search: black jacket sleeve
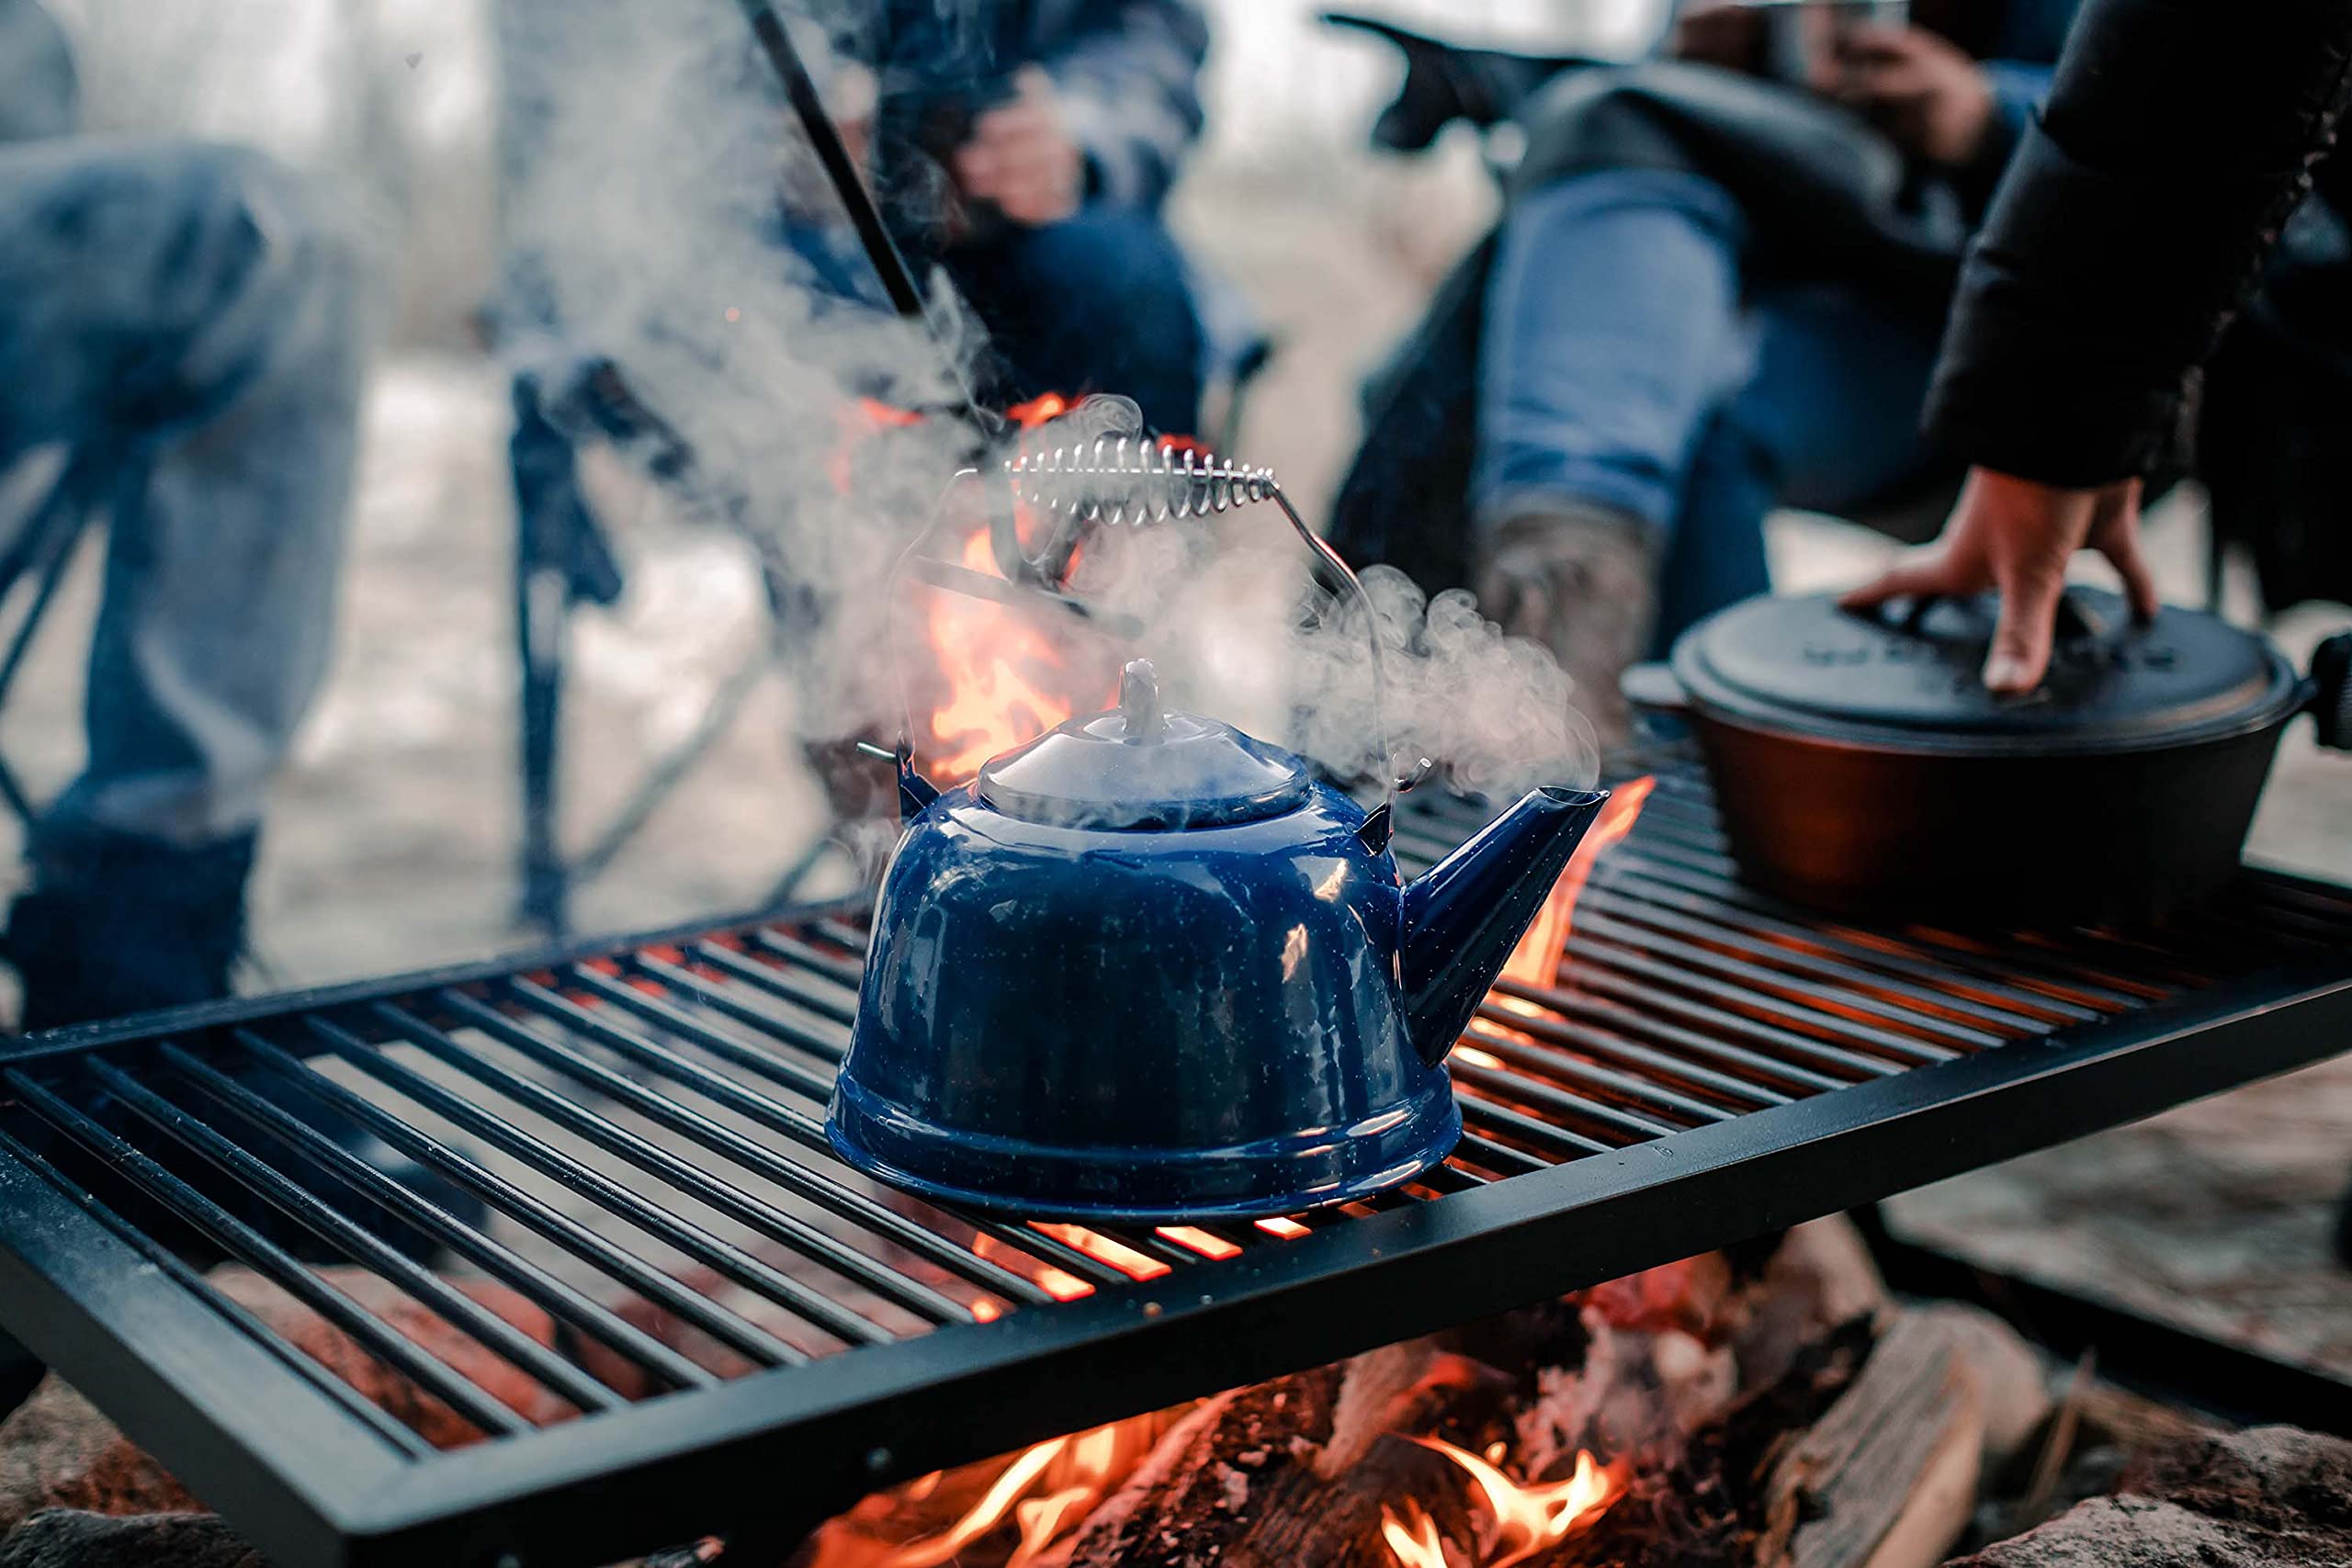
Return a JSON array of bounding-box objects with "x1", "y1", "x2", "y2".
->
[{"x1": 1922, "y1": 0, "x2": 2352, "y2": 486}]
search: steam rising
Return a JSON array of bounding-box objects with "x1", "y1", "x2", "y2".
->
[
  {"x1": 496, "y1": 0, "x2": 1600, "y2": 796},
  {"x1": 1288, "y1": 566, "x2": 1601, "y2": 800}
]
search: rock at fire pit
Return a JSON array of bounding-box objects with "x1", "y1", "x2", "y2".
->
[
  {"x1": 0, "y1": 1381, "x2": 198, "y2": 1537},
  {"x1": 0, "y1": 1510, "x2": 261, "y2": 1568},
  {"x1": 1951, "y1": 1426, "x2": 2352, "y2": 1567}
]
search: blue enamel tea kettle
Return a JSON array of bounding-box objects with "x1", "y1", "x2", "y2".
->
[{"x1": 825, "y1": 446, "x2": 1610, "y2": 1222}]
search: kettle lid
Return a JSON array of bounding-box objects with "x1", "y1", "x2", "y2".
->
[{"x1": 976, "y1": 660, "x2": 1312, "y2": 829}]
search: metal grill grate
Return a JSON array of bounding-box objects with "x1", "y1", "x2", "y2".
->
[{"x1": 4, "y1": 750, "x2": 2349, "y2": 1568}]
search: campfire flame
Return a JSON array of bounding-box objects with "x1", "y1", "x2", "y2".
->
[
  {"x1": 861, "y1": 1418, "x2": 1156, "y2": 1568},
  {"x1": 922, "y1": 528, "x2": 1090, "y2": 781},
  {"x1": 1486, "y1": 776, "x2": 1658, "y2": 1047},
  {"x1": 1381, "y1": 1500, "x2": 1452, "y2": 1568},
  {"x1": 1402, "y1": 1439, "x2": 1627, "y2": 1568}
]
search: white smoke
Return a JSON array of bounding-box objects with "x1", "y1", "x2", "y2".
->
[{"x1": 488, "y1": 0, "x2": 1604, "y2": 790}]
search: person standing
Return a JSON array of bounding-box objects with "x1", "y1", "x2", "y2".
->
[{"x1": 0, "y1": 0, "x2": 367, "y2": 1031}]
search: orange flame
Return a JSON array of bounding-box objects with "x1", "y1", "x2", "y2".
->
[
  {"x1": 1498, "y1": 776, "x2": 1656, "y2": 998},
  {"x1": 922, "y1": 529, "x2": 1085, "y2": 781},
  {"x1": 1381, "y1": 1500, "x2": 1452, "y2": 1568},
  {"x1": 1486, "y1": 776, "x2": 1658, "y2": 1043},
  {"x1": 875, "y1": 1420, "x2": 1148, "y2": 1568},
  {"x1": 1404, "y1": 1439, "x2": 1626, "y2": 1568}
]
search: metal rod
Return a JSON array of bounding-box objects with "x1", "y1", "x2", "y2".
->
[
  {"x1": 1460, "y1": 1026, "x2": 1733, "y2": 1125},
  {"x1": 87, "y1": 1061, "x2": 627, "y2": 1417},
  {"x1": 447, "y1": 987, "x2": 1046, "y2": 1307},
  {"x1": 6, "y1": 1071, "x2": 534, "y2": 1440},
  {"x1": 739, "y1": 0, "x2": 922, "y2": 319},
  {"x1": 1471, "y1": 1003, "x2": 1801, "y2": 1110},
  {"x1": 364, "y1": 1003, "x2": 950, "y2": 1334},
  {"x1": 0, "y1": 1117, "x2": 437, "y2": 1460},
  {"x1": 230, "y1": 1030, "x2": 804, "y2": 1373},
  {"x1": 301, "y1": 1018, "x2": 835, "y2": 1359},
  {"x1": 158, "y1": 1045, "x2": 711, "y2": 1396},
  {"x1": 531, "y1": 971, "x2": 1132, "y2": 1290}
]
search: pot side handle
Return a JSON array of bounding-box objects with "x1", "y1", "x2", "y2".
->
[
  {"x1": 2308, "y1": 632, "x2": 2352, "y2": 752},
  {"x1": 1620, "y1": 661, "x2": 1691, "y2": 715}
]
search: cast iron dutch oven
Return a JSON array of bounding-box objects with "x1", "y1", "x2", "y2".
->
[{"x1": 1622, "y1": 590, "x2": 2352, "y2": 924}]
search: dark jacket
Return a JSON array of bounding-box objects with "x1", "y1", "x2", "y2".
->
[{"x1": 1922, "y1": 0, "x2": 2352, "y2": 485}]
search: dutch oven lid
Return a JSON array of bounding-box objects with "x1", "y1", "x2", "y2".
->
[
  {"x1": 976, "y1": 660, "x2": 1312, "y2": 829},
  {"x1": 1670, "y1": 590, "x2": 2300, "y2": 753}
]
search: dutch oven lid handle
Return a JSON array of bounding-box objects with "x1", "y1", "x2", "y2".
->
[
  {"x1": 2309, "y1": 632, "x2": 2352, "y2": 752},
  {"x1": 1850, "y1": 590, "x2": 2107, "y2": 644}
]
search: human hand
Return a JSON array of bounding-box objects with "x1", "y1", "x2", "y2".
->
[
  {"x1": 1839, "y1": 468, "x2": 2159, "y2": 693},
  {"x1": 951, "y1": 64, "x2": 1083, "y2": 227},
  {"x1": 1669, "y1": 1, "x2": 1767, "y2": 73},
  {"x1": 1826, "y1": 23, "x2": 1996, "y2": 165}
]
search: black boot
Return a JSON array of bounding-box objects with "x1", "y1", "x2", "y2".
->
[
  {"x1": 6, "y1": 826, "x2": 254, "y2": 1032},
  {"x1": 5, "y1": 827, "x2": 487, "y2": 1263}
]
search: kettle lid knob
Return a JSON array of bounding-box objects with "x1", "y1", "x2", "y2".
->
[{"x1": 1119, "y1": 659, "x2": 1166, "y2": 741}]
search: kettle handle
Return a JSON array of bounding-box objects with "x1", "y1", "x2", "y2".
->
[{"x1": 883, "y1": 446, "x2": 1426, "y2": 811}]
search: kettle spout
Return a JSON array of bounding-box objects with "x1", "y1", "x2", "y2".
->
[{"x1": 1399, "y1": 785, "x2": 1610, "y2": 1066}]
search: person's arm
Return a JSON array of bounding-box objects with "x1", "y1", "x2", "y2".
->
[
  {"x1": 1925, "y1": 0, "x2": 2352, "y2": 485},
  {"x1": 1040, "y1": 0, "x2": 1209, "y2": 212},
  {"x1": 1848, "y1": 0, "x2": 2352, "y2": 693}
]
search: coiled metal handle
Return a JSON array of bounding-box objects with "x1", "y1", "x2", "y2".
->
[
  {"x1": 1004, "y1": 437, "x2": 1280, "y2": 526},
  {"x1": 1001, "y1": 439, "x2": 1424, "y2": 804}
]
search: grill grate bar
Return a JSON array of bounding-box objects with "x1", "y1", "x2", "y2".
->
[
  {"x1": 1452, "y1": 1128, "x2": 1552, "y2": 1177},
  {"x1": 1559, "y1": 935, "x2": 1963, "y2": 1063},
  {"x1": 621, "y1": 958, "x2": 852, "y2": 1066},
  {"x1": 747, "y1": 928, "x2": 869, "y2": 988},
  {"x1": 1575, "y1": 891, "x2": 2056, "y2": 1034},
  {"x1": 1451, "y1": 1055, "x2": 1681, "y2": 1141},
  {"x1": 1541, "y1": 965, "x2": 1905, "y2": 1080},
  {"x1": 562, "y1": 966, "x2": 839, "y2": 1099},
  {"x1": 366, "y1": 1002, "x2": 953, "y2": 1334},
  {"x1": 5, "y1": 1069, "x2": 537, "y2": 1438},
  {"x1": 1572, "y1": 910, "x2": 2015, "y2": 1048},
  {"x1": 684, "y1": 942, "x2": 859, "y2": 1026},
  {"x1": 230, "y1": 1031, "x2": 802, "y2": 1375},
  {"x1": 87, "y1": 1059, "x2": 626, "y2": 1416},
  {"x1": 1454, "y1": 1085, "x2": 1616, "y2": 1158},
  {"x1": 1599, "y1": 850, "x2": 2164, "y2": 1010},
  {"x1": 430, "y1": 994, "x2": 974, "y2": 1323},
  {"x1": 155, "y1": 1045, "x2": 709, "y2": 1396},
  {"x1": 493, "y1": 980, "x2": 1053, "y2": 1305},
  {"x1": 1462, "y1": 1024, "x2": 1741, "y2": 1123},
  {"x1": 1472, "y1": 998, "x2": 1804, "y2": 1108},
  {"x1": 1590, "y1": 866, "x2": 2107, "y2": 1023},
  {"x1": 538, "y1": 971, "x2": 1131, "y2": 1291},
  {"x1": 0, "y1": 1117, "x2": 442, "y2": 1459},
  {"x1": 302, "y1": 1015, "x2": 837, "y2": 1363}
]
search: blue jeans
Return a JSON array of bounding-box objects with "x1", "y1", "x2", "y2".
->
[
  {"x1": 0, "y1": 140, "x2": 364, "y2": 852},
  {"x1": 946, "y1": 208, "x2": 1206, "y2": 436},
  {"x1": 1475, "y1": 168, "x2": 1946, "y2": 643}
]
